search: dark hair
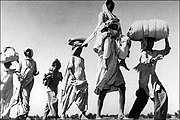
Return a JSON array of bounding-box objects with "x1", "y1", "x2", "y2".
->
[
  {"x1": 109, "y1": 24, "x2": 119, "y2": 30},
  {"x1": 52, "y1": 59, "x2": 61, "y2": 70},
  {"x1": 4, "y1": 62, "x2": 12, "y2": 68},
  {"x1": 24, "y1": 48, "x2": 33, "y2": 58}
]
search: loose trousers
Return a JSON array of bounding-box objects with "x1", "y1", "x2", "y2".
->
[{"x1": 128, "y1": 87, "x2": 168, "y2": 120}]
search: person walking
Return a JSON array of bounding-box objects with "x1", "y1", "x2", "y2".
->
[
  {"x1": 0, "y1": 46, "x2": 20, "y2": 119},
  {"x1": 128, "y1": 37, "x2": 171, "y2": 120},
  {"x1": 91, "y1": 23, "x2": 128, "y2": 119},
  {"x1": 42, "y1": 59, "x2": 63, "y2": 120},
  {"x1": 61, "y1": 38, "x2": 88, "y2": 120},
  {"x1": 16, "y1": 47, "x2": 39, "y2": 120}
]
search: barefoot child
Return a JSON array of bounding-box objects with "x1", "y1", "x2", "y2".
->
[{"x1": 43, "y1": 59, "x2": 63, "y2": 120}]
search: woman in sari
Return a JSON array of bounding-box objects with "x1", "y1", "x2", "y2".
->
[
  {"x1": 61, "y1": 38, "x2": 88, "y2": 120},
  {"x1": 0, "y1": 46, "x2": 20, "y2": 119},
  {"x1": 128, "y1": 37, "x2": 171, "y2": 120},
  {"x1": 16, "y1": 48, "x2": 39, "y2": 120}
]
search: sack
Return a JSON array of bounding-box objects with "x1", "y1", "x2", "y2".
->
[
  {"x1": 127, "y1": 19, "x2": 169, "y2": 41},
  {"x1": 0, "y1": 47, "x2": 19, "y2": 63}
]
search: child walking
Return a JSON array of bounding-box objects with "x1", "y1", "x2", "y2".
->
[{"x1": 43, "y1": 59, "x2": 63, "y2": 120}]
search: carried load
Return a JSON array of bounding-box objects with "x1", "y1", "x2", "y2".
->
[
  {"x1": 127, "y1": 19, "x2": 169, "y2": 41},
  {"x1": 0, "y1": 46, "x2": 19, "y2": 63}
]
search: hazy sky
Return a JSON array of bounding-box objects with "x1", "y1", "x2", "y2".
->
[{"x1": 1, "y1": 1, "x2": 179, "y2": 117}]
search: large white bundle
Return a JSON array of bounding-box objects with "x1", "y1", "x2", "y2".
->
[
  {"x1": 0, "y1": 47, "x2": 19, "y2": 63},
  {"x1": 127, "y1": 19, "x2": 169, "y2": 41}
]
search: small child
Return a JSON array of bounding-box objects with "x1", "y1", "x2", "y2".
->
[{"x1": 43, "y1": 59, "x2": 63, "y2": 120}]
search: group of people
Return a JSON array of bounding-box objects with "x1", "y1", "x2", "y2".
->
[
  {"x1": 0, "y1": 0, "x2": 171, "y2": 120},
  {"x1": 0, "y1": 47, "x2": 39, "y2": 120}
]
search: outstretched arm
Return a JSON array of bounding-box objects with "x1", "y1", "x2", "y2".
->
[{"x1": 82, "y1": 12, "x2": 104, "y2": 47}]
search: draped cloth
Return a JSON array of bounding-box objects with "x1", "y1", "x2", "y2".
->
[
  {"x1": 94, "y1": 37, "x2": 125, "y2": 95},
  {"x1": 17, "y1": 58, "x2": 37, "y2": 117},
  {"x1": 82, "y1": 1, "x2": 121, "y2": 54},
  {"x1": 61, "y1": 56, "x2": 88, "y2": 113},
  {"x1": 0, "y1": 69, "x2": 20, "y2": 119}
]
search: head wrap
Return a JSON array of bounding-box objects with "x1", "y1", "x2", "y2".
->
[
  {"x1": 68, "y1": 37, "x2": 86, "y2": 55},
  {"x1": 105, "y1": 0, "x2": 114, "y2": 12},
  {"x1": 68, "y1": 37, "x2": 86, "y2": 47}
]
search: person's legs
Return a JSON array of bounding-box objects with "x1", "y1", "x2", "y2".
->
[
  {"x1": 52, "y1": 98, "x2": 59, "y2": 119},
  {"x1": 61, "y1": 85, "x2": 75, "y2": 120},
  {"x1": 117, "y1": 84, "x2": 126, "y2": 119},
  {"x1": 97, "y1": 89, "x2": 108, "y2": 118},
  {"x1": 43, "y1": 103, "x2": 50, "y2": 120},
  {"x1": 153, "y1": 86, "x2": 168, "y2": 120},
  {"x1": 128, "y1": 88, "x2": 149, "y2": 119}
]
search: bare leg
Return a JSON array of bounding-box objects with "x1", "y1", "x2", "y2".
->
[
  {"x1": 118, "y1": 84, "x2": 126, "y2": 119},
  {"x1": 61, "y1": 111, "x2": 66, "y2": 120},
  {"x1": 81, "y1": 111, "x2": 88, "y2": 119},
  {"x1": 97, "y1": 89, "x2": 107, "y2": 118}
]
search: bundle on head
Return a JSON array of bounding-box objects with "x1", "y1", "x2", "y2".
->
[
  {"x1": 127, "y1": 19, "x2": 169, "y2": 42},
  {"x1": 0, "y1": 46, "x2": 19, "y2": 64}
]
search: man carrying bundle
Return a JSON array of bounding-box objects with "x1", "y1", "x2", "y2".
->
[{"x1": 127, "y1": 19, "x2": 171, "y2": 120}]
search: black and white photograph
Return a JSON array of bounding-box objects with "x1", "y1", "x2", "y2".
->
[{"x1": 0, "y1": 0, "x2": 179, "y2": 120}]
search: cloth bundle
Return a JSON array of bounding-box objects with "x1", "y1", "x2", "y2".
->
[
  {"x1": 127, "y1": 19, "x2": 169, "y2": 41},
  {"x1": 0, "y1": 47, "x2": 19, "y2": 63}
]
